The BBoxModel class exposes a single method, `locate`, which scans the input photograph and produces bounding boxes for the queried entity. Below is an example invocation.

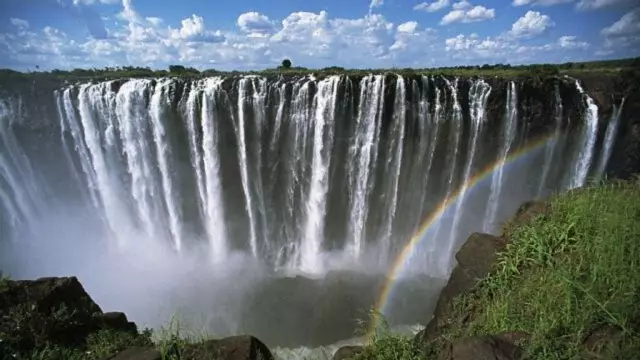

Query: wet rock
[419,232,506,343]
[98,312,138,334]
[181,335,274,360]
[438,332,526,360]
[333,345,364,360]
[101,347,162,360]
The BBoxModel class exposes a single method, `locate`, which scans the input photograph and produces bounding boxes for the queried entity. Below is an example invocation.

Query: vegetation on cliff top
[357,178,640,360]
[0,57,638,84]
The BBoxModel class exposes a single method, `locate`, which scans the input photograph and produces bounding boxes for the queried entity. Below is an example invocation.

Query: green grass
[439,179,640,359]
[353,179,640,360]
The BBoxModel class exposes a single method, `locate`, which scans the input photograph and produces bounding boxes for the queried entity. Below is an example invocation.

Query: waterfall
[446,79,491,260]
[149,79,183,251]
[569,80,600,189]
[594,97,625,180]
[298,76,340,273]
[537,84,563,197]
[236,77,260,257]
[347,75,384,258]
[483,81,518,233]
[0,74,624,277]
[200,78,228,260]
[378,75,407,262]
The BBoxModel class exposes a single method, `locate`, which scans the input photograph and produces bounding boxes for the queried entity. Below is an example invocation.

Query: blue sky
[0,0,638,71]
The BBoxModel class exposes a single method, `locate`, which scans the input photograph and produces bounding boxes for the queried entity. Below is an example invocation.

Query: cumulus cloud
[237,12,275,37]
[53,0,109,38]
[600,8,640,36]
[440,3,495,25]
[444,33,513,59]
[170,15,224,42]
[509,11,554,37]
[512,0,573,6]
[452,1,472,9]
[10,18,30,29]
[414,0,450,12]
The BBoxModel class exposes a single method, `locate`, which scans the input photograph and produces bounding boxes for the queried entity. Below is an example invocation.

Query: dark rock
[438,333,525,360]
[181,335,274,360]
[0,276,104,351]
[333,345,364,360]
[101,347,162,360]
[419,233,505,343]
[98,312,138,334]
[501,201,550,236]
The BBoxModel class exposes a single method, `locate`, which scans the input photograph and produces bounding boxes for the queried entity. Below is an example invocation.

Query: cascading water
[446,79,491,265]
[0,73,624,350]
[594,97,625,180]
[483,81,518,233]
[569,80,600,189]
[537,84,564,197]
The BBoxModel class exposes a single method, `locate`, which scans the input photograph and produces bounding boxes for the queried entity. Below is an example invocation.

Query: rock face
[181,335,274,360]
[419,232,507,343]
[437,332,528,360]
[333,345,364,360]
[0,276,137,354]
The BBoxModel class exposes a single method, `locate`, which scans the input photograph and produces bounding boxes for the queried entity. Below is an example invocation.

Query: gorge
[0,70,638,352]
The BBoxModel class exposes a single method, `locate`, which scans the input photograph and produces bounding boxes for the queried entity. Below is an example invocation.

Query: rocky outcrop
[0,276,139,354]
[333,345,364,360]
[437,332,529,360]
[0,276,274,360]
[418,232,507,343]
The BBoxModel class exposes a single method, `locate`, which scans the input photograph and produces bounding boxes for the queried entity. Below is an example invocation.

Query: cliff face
[0,72,638,274]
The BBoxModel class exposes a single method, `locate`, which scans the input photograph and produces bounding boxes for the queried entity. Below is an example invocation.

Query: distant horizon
[1,0,639,72]
[2,56,637,75]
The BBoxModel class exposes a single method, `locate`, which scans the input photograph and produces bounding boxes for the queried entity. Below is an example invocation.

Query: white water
[537,84,563,197]
[149,79,183,251]
[483,81,518,233]
[347,75,385,259]
[595,97,625,180]
[236,77,259,257]
[569,80,600,189]
[200,78,228,260]
[378,75,407,262]
[447,79,491,257]
[298,76,340,273]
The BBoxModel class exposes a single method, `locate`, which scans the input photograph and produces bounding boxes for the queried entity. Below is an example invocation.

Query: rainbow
[368,132,561,339]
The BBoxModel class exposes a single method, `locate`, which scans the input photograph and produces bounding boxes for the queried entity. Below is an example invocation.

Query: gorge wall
[0,73,637,278]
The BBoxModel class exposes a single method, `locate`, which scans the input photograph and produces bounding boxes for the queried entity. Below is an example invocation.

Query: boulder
[0,276,141,355]
[419,232,506,343]
[101,347,162,360]
[181,335,274,360]
[333,345,364,360]
[437,332,527,360]
[0,276,104,351]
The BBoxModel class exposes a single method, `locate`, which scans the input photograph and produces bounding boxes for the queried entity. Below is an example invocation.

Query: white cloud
[512,0,573,6]
[397,21,418,33]
[509,11,554,37]
[10,18,30,29]
[576,0,636,10]
[440,3,495,25]
[452,1,472,9]
[414,0,450,12]
[557,35,589,49]
[595,49,614,56]
[170,15,224,42]
[237,12,275,38]
[601,8,640,36]
[444,33,513,59]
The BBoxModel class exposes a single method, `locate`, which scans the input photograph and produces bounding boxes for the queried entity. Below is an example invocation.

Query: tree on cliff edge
[281,59,292,69]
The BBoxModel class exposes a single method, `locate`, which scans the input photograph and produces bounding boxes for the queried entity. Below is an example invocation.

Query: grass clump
[442,179,640,359]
